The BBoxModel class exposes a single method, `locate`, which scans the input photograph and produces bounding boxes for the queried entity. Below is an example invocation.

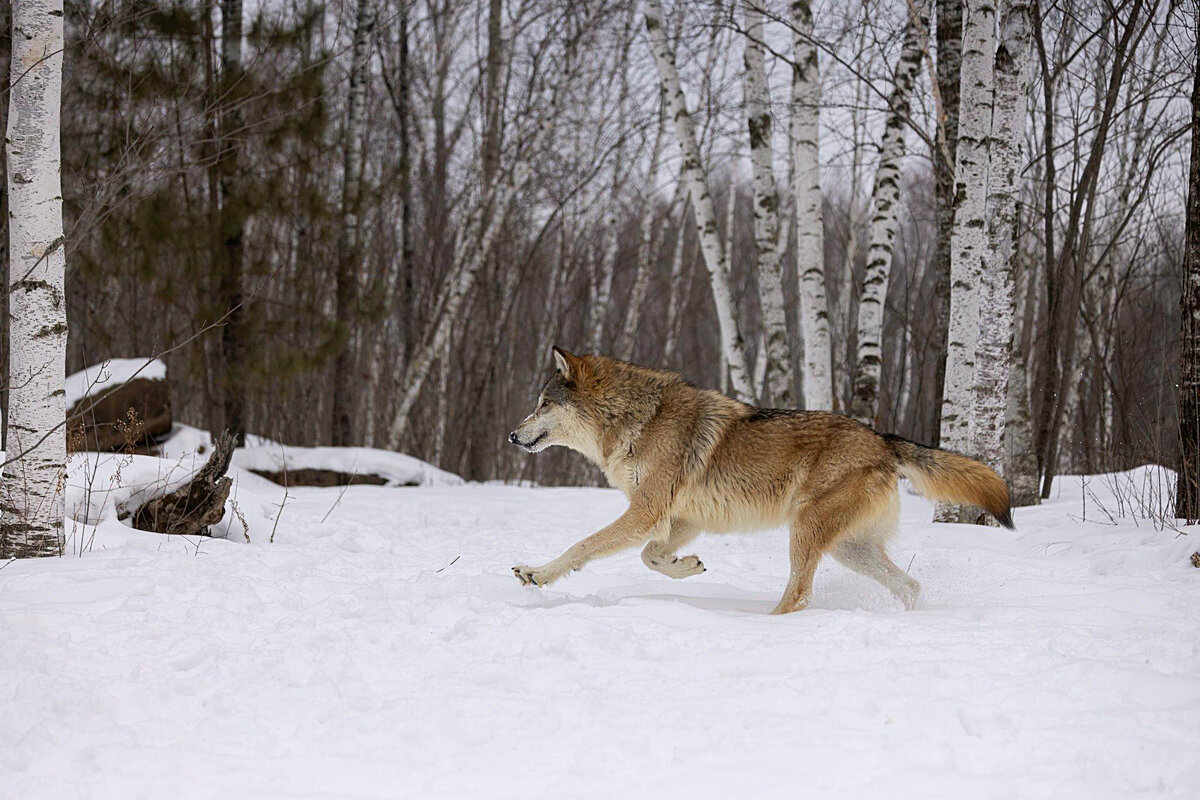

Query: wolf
[507,347,1014,614]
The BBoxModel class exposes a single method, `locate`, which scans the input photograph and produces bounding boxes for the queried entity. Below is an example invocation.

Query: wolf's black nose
[508,432,519,445]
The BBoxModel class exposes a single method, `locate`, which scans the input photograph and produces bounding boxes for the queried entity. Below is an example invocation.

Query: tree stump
[131,432,235,536]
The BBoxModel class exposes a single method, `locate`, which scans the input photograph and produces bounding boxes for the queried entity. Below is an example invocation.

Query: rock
[65,361,171,452]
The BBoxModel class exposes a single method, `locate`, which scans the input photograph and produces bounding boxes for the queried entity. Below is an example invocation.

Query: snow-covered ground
[1,461,1198,799]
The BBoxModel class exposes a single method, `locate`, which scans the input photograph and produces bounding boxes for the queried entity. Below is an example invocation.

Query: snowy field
[1,458,1198,799]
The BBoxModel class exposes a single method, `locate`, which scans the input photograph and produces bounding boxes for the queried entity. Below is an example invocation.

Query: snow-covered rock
[65,358,171,451]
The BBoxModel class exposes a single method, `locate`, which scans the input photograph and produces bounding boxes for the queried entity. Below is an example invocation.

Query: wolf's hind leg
[831,540,921,610]
[641,521,704,579]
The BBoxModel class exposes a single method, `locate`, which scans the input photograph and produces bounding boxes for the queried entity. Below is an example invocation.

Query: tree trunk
[332,0,378,445]
[849,0,931,425]
[1179,5,1200,521]
[645,0,754,402]
[1007,222,1041,507]
[744,0,793,406]
[790,0,832,410]
[0,0,67,558]
[219,0,247,445]
[930,0,963,444]
[973,0,1032,489]
[935,0,996,523]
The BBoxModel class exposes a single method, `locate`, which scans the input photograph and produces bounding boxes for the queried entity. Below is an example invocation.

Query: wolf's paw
[512,565,556,587]
[663,554,706,579]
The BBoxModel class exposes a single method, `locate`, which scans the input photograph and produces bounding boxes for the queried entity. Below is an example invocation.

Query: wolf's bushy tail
[882,434,1015,529]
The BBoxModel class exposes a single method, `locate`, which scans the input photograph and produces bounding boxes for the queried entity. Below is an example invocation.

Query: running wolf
[507,347,1014,614]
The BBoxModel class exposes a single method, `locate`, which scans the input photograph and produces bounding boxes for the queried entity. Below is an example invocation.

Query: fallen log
[131,432,235,536]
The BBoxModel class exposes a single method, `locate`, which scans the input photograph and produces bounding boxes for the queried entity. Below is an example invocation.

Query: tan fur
[509,348,1013,614]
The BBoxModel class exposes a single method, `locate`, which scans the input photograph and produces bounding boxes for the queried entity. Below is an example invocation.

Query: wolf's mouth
[517,431,547,452]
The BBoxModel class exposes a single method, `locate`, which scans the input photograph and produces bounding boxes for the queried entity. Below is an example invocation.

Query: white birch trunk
[744,0,793,406]
[645,0,754,402]
[849,0,931,426]
[973,0,1032,481]
[935,0,997,522]
[790,0,832,410]
[1,0,67,558]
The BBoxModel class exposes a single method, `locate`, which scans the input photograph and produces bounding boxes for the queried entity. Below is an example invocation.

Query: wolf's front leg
[513,507,665,588]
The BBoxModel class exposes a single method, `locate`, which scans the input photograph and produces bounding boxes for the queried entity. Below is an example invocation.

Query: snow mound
[65,357,167,406]
[233,444,464,487]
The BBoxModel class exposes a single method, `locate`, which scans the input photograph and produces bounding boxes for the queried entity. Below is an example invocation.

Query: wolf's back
[882,434,1015,529]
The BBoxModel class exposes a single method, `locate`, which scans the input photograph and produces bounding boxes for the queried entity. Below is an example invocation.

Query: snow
[2,461,1198,799]
[232,443,464,487]
[64,358,167,407]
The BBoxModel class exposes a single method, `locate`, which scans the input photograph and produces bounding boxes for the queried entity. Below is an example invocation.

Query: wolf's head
[508,346,602,456]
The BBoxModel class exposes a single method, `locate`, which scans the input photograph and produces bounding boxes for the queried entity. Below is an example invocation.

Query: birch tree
[849,0,931,425]
[1,0,67,558]
[790,0,832,410]
[931,0,963,442]
[973,0,1032,484]
[645,0,754,402]
[332,0,377,446]
[935,0,996,523]
[1178,1,1200,522]
[744,0,794,406]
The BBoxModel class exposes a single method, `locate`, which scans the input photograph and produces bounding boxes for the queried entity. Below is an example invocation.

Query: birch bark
[1,0,67,558]
[645,0,753,401]
[935,0,996,523]
[790,0,832,410]
[849,0,931,425]
[744,0,793,406]
[973,0,1032,486]
[332,0,377,445]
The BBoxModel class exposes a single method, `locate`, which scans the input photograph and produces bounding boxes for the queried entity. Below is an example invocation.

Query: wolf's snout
[508,431,520,445]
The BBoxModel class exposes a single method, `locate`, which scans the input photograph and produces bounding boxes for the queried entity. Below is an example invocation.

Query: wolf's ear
[552,346,575,379]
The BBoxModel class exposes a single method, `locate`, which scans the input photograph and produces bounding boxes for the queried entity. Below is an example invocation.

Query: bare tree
[850,0,931,425]
[1178,1,1200,522]
[219,0,247,444]
[936,0,995,522]
[930,0,962,443]
[645,0,754,402]
[1,0,67,558]
[744,0,794,405]
[332,0,378,445]
[974,0,1033,494]
[790,0,832,410]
